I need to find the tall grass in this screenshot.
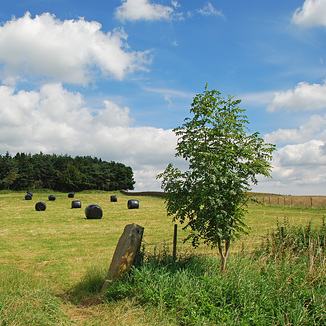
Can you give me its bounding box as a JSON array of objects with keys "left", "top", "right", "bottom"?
[{"left": 102, "top": 220, "right": 326, "bottom": 325}]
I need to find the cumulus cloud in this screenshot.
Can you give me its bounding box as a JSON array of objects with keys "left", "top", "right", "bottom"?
[
  {"left": 267, "top": 81, "right": 326, "bottom": 112},
  {"left": 0, "top": 12, "right": 150, "bottom": 85},
  {"left": 94, "top": 100, "right": 132, "bottom": 127},
  {"left": 275, "top": 140, "right": 326, "bottom": 167},
  {"left": 115, "top": 0, "right": 175, "bottom": 22},
  {"left": 258, "top": 80, "right": 326, "bottom": 195},
  {"left": 264, "top": 114, "right": 326, "bottom": 144},
  {"left": 292, "top": 0, "right": 326, "bottom": 27},
  {"left": 253, "top": 139, "right": 326, "bottom": 195},
  {"left": 0, "top": 83, "right": 178, "bottom": 190}
]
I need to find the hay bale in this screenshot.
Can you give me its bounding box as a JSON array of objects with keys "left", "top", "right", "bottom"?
[
  {"left": 110, "top": 195, "right": 117, "bottom": 202},
  {"left": 85, "top": 204, "right": 103, "bottom": 219},
  {"left": 71, "top": 200, "right": 82, "bottom": 208},
  {"left": 25, "top": 194, "right": 32, "bottom": 200},
  {"left": 48, "top": 195, "right": 56, "bottom": 201},
  {"left": 127, "top": 199, "right": 139, "bottom": 209},
  {"left": 35, "top": 201, "right": 46, "bottom": 211},
  {"left": 68, "top": 192, "right": 75, "bottom": 198},
  {"left": 27, "top": 191, "right": 33, "bottom": 197}
]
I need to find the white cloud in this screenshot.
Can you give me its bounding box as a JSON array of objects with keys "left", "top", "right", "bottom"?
[
  {"left": 275, "top": 140, "right": 326, "bottom": 167},
  {"left": 264, "top": 114, "right": 326, "bottom": 144},
  {"left": 253, "top": 139, "right": 326, "bottom": 195},
  {"left": 115, "top": 0, "right": 175, "bottom": 22},
  {"left": 197, "top": 2, "right": 225, "bottom": 19},
  {"left": 144, "top": 86, "right": 192, "bottom": 97},
  {"left": 144, "top": 86, "right": 193, "bottom": 107},
  {"left": 0, "top": 12, "right": 149, "bottom": 85},
  {"left": 171, "top": 1, "right": 180, "bottom": 9},
  {"left": 267, "top": 81, "right": 326, "bottom": 112},
  {"left": 258, "top": 80, "right": 326, "bottom": 195},
  {"left": 0, "top": 83, "right": 178, "bottom": 190},
  {"left": 292, "top": 0, "right": 326, "bottom": 27},
  {"left": 94, "top": 100, "right": 132, "bottom": 127}
]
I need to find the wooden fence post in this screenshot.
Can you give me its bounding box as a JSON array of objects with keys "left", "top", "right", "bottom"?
[
  {"left": 173, "top": 224, "right": 177, "bottom": 261},
  {"left": 281, "top": 227, "right": 285, "bottom": 239}
]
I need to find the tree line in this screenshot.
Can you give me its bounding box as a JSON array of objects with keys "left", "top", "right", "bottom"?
[{"left": 0, "top": 152, "right": 135, "bottom": 192}]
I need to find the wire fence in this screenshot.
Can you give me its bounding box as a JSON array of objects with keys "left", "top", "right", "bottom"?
[{"left": 251, "top": 195, "right": 326, "bottom": 208}]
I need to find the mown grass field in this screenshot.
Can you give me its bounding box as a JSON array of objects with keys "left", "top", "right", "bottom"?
[{"left": 0, "top": 190, "right": 325, "bottom": 325}]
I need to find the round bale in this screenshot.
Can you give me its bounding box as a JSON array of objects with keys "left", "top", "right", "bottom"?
[
  {"left": 127, "top": 199, "right": 139, "bottom": 209},
  {"left": 35, "top": 201, "right": 46, "bottom": 211},
  {"left": 110, "top": 195, "right": 117, "bottom": 202},
  {"left": 48, "top": 195, "right": 56, "bottom": 201},
  {"left": 85, "top": 204, "right": 103, "bottom": 219},
  {"left": 71, "top": 200, "right": 82, "bottom": 209},
  {"left": 27, "top": 191, "right": 33, "bottom": 197},
  {"left": 25, "top": 194, "right": 32, "bottom": 200},
  {"left": 68, "top": 192, "right": 75, "bottom": 198}
]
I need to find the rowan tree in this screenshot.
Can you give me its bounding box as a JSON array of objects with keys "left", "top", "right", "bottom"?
[{"left": 157, "top": 86, "right": 276, "bottom": 271}]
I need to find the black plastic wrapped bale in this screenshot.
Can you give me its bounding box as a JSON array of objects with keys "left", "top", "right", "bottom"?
[
  {"left": 68, "top": 192, "right": 75, "bottom": 198},
  {"left": 127, "top": 199, "right": 139, "bottom": 209},
  {"left": 35, "top": 201, "right": 46, "bottom": 211},
  {"left": 25, "top": 194, "right": 32, "bottom": 200},
  {"left": 48, "top": 195, "right": 56, "bottom": 201},
  {"left": 110, "top": 195, "right": 117, "bottom": 202},
  {"left": 85, "top": 204, "right": 103, "bottom": 219},
  {"left": 71, "top": 200, "right": 82, "bottom": 209},
  {"left": 27, "top": 191, "right": 33, "bottom": 197}
]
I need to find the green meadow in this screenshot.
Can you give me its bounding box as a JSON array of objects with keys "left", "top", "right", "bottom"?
[{"left": 0, "top": 191, "right": 325, "bottom": 325}]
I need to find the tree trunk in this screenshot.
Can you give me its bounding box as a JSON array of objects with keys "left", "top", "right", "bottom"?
[{"left": 218, "top": 240, "right": 231, "bottom": 272}]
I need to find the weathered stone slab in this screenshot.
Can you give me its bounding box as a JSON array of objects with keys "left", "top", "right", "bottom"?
[{"left": 101, "top": 223, "right": 144, "bottom": 293}]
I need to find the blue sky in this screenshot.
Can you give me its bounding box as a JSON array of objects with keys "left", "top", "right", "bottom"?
[{"left": 0, "top": 0, "right": 326, "bottom": 195}]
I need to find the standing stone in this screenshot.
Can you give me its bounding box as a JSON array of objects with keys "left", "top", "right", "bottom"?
[{"left": 101, "top": 223, "right": 144, "bottom": 293}]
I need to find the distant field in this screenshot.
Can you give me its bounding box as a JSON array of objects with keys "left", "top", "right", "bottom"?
[
  {"left": 0, "top": 190, "right": 325, "bottom": 324},
  {"left": 0, "top": 190, "right": 325, "bottom": 280}
]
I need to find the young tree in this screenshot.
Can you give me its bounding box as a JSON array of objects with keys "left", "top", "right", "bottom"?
[{"left": 157, "top": 86, "right": 276, "bottom": 271}]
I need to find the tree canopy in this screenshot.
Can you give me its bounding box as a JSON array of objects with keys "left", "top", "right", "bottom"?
[
  {"left": 0, "top": 152, "right": 135, "bottom": 192},
  {"left": 157, "top": 86, "right": 276, "bottom": 270}
]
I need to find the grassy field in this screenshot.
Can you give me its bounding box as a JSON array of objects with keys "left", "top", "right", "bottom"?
[{"left": 0, "top": 190, "right": 325, "bottom": 325}]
